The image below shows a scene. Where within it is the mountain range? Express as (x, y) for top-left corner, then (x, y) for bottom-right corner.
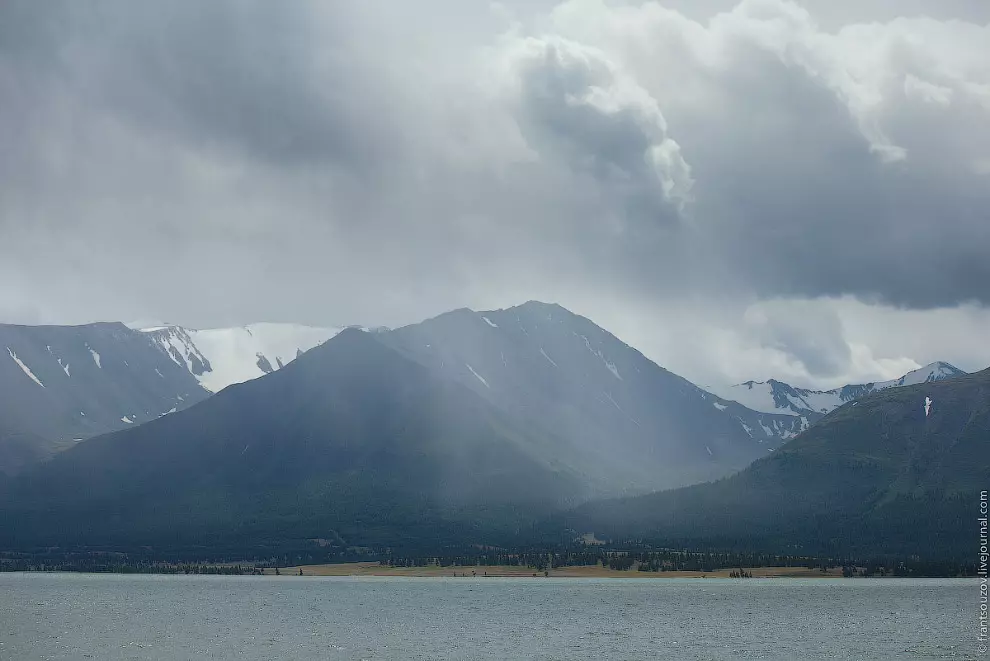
(0, 301), (983, 562)
(713, 361), (966, 420)
(0, 321), (342, 475)
(0, 322), (208, 475)
(0, 328), (582, 555)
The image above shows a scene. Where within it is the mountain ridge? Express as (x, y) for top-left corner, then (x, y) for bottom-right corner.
(0, 321), (210, 474)
(713, 361), (967, 419)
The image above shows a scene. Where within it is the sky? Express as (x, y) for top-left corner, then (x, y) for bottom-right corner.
(1, 0), (989, 390)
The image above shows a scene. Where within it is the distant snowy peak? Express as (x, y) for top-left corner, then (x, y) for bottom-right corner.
(142, 323), (343, 392)
(873, 361), (966, 388)
(714, 361), (966, 417)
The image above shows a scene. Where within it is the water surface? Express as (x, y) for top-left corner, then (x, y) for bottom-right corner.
(0, 573), (973, 660)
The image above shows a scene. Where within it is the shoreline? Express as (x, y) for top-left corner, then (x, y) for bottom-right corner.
(264, 562), (853, 578)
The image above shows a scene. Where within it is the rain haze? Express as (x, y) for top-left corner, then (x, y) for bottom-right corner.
(2, 0), (989, 390)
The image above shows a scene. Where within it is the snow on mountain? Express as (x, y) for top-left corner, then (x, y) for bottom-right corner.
(143, 323), (344, 393)
(712, 361), (966, 418)
(0, 322), (210, 474)
(873, 361), (966, 389)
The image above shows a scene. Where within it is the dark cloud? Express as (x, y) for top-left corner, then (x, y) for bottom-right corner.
(509, 36), (690, 225)
(1, 0), (988, 385)
(665, 41), (990, 308)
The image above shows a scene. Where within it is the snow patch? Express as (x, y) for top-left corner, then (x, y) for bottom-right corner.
(88, 346), (102, 369)
(924, 396), (933, 417)
(6, 348), (45, 388)
(466, 363), (490, 389)
(57, 358), (70, 377)
(603, 391), (623, 413)
(579, 334), (622, 380)
(121, 416), (133, 424)
(604, 360), (621, 380)
(713, 402), (728, 411)
(539, 347), (558, 368)
(706, 445), (713, 457)
(144, 323), (341, 393)
(481, 316), (499, 328)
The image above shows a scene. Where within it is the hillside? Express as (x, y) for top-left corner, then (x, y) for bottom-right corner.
(381, 301), (805, 495)
(0, 321), (347, 475)
(559, 367), (990, 559)
(0, 329), (583, 557)
(0, 322), (209, 474)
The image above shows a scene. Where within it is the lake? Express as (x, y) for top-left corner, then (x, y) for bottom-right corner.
(0, 573), (974, 660)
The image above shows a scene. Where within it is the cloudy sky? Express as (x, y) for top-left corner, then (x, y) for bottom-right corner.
(2, 0), (989, 389)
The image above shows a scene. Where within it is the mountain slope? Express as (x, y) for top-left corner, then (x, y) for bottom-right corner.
(142, 323), (344, 393)
(0, 322), (209, 474)
(561, 366), (990, 559)
(0, 329), (584, 556)
(380, 301), (805, 495)
(714, 362), (966, 418)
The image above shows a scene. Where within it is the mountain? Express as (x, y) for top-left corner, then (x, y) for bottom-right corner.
(0, 322), (209, 475)
(0, 329), (584, 556)
(560, 366), (990, 560)
(0, 321), (347, 475)
(380, 301), (806, 495)
(713, 362), (966, 419)
(142, 323), (344, 393)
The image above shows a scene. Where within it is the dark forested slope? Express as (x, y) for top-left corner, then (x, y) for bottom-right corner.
(558, 367), (990, 559)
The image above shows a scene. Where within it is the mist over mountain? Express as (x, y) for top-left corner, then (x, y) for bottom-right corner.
(382, 301), (805, 494)
(0, 328), (586, 555)
(0, 301), (982, 562)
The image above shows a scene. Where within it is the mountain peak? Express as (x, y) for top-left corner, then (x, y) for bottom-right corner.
(883, 361), (965, 387)
(513, 300), (570, 315)
(918, 360), (962, 373)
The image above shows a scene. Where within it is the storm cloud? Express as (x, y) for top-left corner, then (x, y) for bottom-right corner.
(1, 0), (988, 388)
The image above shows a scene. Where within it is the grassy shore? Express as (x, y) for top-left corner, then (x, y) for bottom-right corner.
(263, 562), (847, 578)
